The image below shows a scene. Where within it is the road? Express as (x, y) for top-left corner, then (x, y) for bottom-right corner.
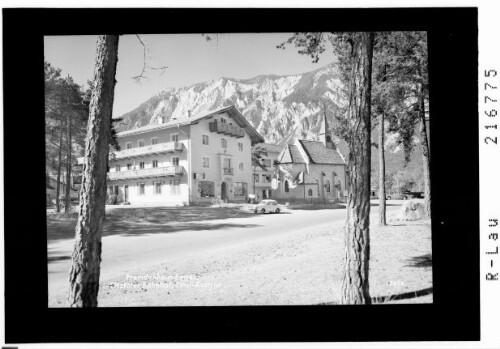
(48, 202), (402, 304)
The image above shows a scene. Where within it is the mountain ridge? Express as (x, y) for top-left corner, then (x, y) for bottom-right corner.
(115, 63), (425, 189)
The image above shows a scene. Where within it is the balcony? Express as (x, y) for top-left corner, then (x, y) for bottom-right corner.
(108, 166), (184, 180)
(222, 167), (234, 175)
(111, 141), (183, 160)
(209, 120), (245, 138)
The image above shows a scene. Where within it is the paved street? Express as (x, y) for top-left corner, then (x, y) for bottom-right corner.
(48, 202), (421, 306)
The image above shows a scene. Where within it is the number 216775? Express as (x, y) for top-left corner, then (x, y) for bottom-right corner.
(484, 69), (498, 145)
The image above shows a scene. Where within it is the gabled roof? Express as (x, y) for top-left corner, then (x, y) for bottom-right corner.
(117, 105), (264, 144)
(277, 144), (306, 164)
(298, 140), (346, 165)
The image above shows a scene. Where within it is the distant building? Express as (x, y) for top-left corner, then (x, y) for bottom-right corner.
(101, 105), (264, 206)
(251, 143), (282, 200)
(270, 112), (348, 203)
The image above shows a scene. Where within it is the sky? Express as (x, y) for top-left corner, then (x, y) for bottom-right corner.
(44, 34), (335, 116)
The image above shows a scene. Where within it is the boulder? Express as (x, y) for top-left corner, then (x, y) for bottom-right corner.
(400, 200), (426, 221)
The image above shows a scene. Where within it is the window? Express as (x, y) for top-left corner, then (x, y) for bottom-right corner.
(115, 165), (121, 172)
(336, 179), (342, 190)
(202, 157), (210, 168)
(126, 142), (132, 150)
(202, 134), (209, 145)
(238, 162), (244, 171)
(170, 180), (180, 196)
(139, 162), (145, 169)
(154, 182), (162, 195)
(138, 183), (145, 196)
(285, 180), (290, 192)
(325, 180), (331, 193)
(127, 163), (132, 171)
(221, 138), (227, 149)
(108, 186), (114, 195)
(152, 160), (158, 168)
(234, 182), (248, 197)
(138, 139), (145, 147)
(171, 134), (179, 142)
(308, 189), (313, 196)
(220, 118), (227, 123)
(151, 137), (158, 145)
(262, 174), (271, 183)
(238, 142), (243, 151)
(172, 157), (179, 166)
(223, 158), (232, 174)
(254, 174), (260, 183)
(198, 181), (215, 198)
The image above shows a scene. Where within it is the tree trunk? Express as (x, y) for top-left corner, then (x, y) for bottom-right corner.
(341, 32), (374, 305)
(419, 86), (431, 218)
(378, 112), (386, 225)
(65, 111), (72, 213)
(55, 121), (64, 212)
(68, 35), (119, 307)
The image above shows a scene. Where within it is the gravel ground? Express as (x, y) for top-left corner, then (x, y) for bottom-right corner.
(50, 209), (432, 306)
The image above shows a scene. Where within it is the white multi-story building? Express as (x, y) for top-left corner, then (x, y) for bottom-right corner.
(105, 105), (264, 206)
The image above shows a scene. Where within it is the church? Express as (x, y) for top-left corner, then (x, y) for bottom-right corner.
(270, 113), (348, 203)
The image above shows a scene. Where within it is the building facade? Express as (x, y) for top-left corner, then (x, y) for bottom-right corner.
(104, 105), (264, 206)
(269, 113), (348, 203)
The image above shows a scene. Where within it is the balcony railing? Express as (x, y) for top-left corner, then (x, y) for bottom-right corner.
(223, 167), (234, 175)
(208, 120), (245, 138)
(108, 166), (184, 180)
(111, 141), (183, 160)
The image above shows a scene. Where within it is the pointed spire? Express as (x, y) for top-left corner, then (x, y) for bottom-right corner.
(319, 104), (335, 149)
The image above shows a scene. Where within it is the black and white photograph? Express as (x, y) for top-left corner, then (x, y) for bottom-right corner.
(3, 5), (485, 345)
(44, 32), (432, 307)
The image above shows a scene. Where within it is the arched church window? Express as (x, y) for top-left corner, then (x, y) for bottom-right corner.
(308, 189), (313, 196)
(284, 180), (290, 193)
(325, 180), (331, 192)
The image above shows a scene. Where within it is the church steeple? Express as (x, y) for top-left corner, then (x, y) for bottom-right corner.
(319, 105), (335, 149)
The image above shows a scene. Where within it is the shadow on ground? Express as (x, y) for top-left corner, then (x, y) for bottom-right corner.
(317, 287), (433, 305)
(47, 255), (71, 262)
(407, 253), (432, 268)
(47, 206), (264, 241)
(369, 203), (403, 207)
(371, 287), (433, 303)
(288, 204), (346, 211)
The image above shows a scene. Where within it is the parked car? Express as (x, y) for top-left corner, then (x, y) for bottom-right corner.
(254, 199), (281, 214)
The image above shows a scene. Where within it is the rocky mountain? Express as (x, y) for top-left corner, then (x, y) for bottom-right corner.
(116, 62), (425, 190)
(115, 63), (345, 144)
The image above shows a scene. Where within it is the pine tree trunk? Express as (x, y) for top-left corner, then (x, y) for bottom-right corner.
(419, 86), (431, 218)
(65, 111), (72, 213)
(55, 121), (64, 213)
(68, 35), (119, 307)
(341, 32), (374, 305)
(378, 112), (386, 225)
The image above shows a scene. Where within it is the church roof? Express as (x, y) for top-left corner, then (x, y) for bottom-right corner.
(298, 140), (346, 165)
(277, 144), (306, 164)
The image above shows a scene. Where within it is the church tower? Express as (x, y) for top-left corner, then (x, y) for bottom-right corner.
(319, 107), (336, 149)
